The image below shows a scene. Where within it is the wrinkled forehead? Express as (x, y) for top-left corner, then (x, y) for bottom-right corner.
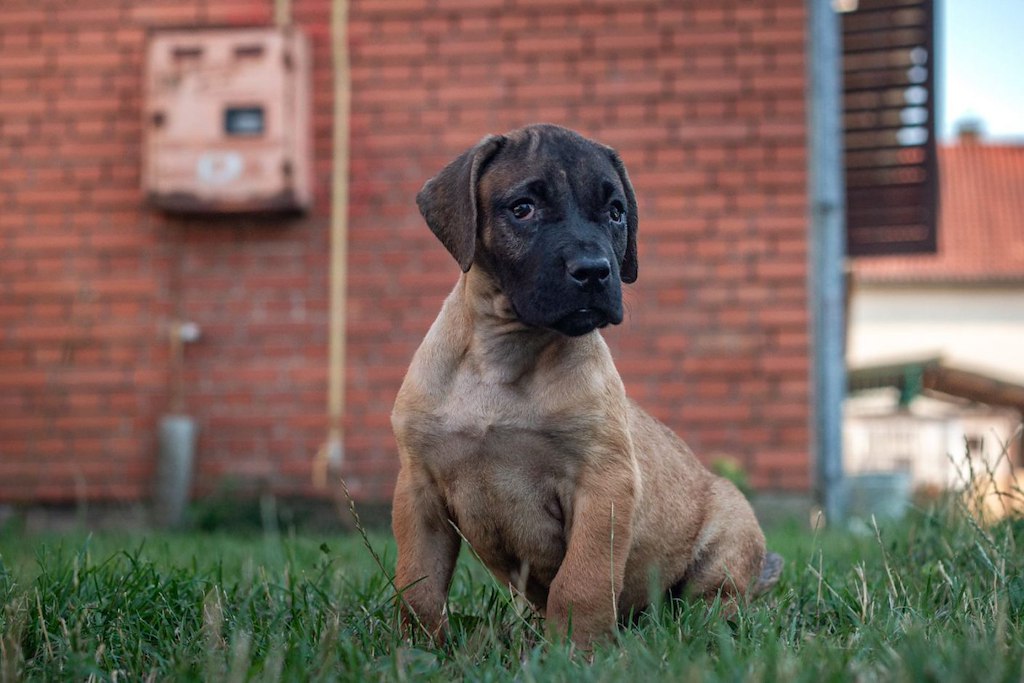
(479, 127), (624, 204)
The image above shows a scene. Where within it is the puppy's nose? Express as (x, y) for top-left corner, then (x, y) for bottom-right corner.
(567, 256), (611, 289)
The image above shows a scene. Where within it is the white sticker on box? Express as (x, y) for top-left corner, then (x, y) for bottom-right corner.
(196, 152), (244, 186)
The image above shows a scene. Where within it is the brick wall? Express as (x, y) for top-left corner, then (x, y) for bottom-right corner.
(344, 0), (812, 494)
(0, 0), (333, 503)
(0, 0), (811, 505)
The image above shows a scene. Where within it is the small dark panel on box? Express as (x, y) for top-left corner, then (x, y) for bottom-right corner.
(225, 106), (265, 136)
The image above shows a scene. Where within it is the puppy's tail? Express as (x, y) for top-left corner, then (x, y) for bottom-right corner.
(751, 551), (784, 597)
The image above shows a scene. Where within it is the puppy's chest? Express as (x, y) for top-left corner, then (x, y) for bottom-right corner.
(423, 379), (581, 484)
(408, 381), (583, 580)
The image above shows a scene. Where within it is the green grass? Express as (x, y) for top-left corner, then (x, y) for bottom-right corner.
(1, 495), (1022, 682)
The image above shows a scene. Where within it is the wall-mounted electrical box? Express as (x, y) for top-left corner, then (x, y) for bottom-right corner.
(143, 27), (311, 213)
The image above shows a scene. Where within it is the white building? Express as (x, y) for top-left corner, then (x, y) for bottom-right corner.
(846, 138), (1024, 498)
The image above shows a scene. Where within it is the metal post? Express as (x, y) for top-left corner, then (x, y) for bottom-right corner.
(807, 0), (847, 526)
(155, 415), (197, 528)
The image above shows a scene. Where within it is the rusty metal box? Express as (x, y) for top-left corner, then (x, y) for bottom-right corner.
(143, 27), (311, 213)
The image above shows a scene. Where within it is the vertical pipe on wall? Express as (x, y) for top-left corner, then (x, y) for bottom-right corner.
(274, 0), (292, 27)
(315, 0), (351, 488)
(807, 0), (847, 525)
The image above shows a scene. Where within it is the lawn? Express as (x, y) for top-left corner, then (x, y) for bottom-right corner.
(1, 494), (1022, 682)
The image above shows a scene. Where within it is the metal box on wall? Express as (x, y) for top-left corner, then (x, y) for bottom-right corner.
(143, 27), (311, 213)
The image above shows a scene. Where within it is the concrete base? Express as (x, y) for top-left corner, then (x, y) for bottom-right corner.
(1, 502), (151, 535)
(750, 491), (818, 530)
(154, 415), (198, 528)
(3, 492), (815, 535)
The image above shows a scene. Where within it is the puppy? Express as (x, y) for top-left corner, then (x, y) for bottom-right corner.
(391, 124), (781, 646)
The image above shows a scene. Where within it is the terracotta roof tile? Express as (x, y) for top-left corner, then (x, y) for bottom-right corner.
(853, 142), (1024, 283)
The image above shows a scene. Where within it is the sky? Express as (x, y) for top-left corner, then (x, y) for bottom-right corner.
(940, 0), (1024, 141)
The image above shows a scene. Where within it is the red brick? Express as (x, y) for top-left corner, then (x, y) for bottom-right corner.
(10, 233), (81, 251)
(683, 403), (754, 422)
(128, 3), (198, 23)
(755, 260), (806, 280)
(1, 7), (47, 25)
(54, 49), (124, 70)
(760, 355), (810, 374)
(0, 53), (50, 71)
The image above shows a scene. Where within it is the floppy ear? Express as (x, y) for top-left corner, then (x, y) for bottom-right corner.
(607, 148), (639, 283)
(416, 135), (505, 272)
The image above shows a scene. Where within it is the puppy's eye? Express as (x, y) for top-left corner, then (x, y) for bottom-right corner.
(510, 201), (535, 221)
(609, 202), (625, 223)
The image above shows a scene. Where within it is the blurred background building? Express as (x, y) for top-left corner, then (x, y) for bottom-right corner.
(845, 129), (1024, 501)
(0, 0), (1018, 522)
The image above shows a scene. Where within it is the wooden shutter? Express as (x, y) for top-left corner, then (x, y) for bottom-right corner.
(842, 0), (939, 256)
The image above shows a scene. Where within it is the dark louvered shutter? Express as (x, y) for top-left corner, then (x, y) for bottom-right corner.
(842, 0), (939, 256)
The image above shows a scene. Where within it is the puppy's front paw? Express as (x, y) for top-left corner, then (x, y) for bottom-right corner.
(546, 586), (616, 648)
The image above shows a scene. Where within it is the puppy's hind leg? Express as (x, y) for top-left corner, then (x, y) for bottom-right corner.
(672, 478), (776, 608)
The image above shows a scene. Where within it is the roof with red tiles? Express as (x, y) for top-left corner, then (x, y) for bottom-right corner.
(853, 141), (1024, 284)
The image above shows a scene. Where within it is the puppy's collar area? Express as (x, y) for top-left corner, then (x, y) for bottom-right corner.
(460, 267), (523, 328)
(457, 269), (571, 384)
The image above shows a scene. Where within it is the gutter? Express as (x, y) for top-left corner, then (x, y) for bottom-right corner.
(314, 0), (351, 488)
